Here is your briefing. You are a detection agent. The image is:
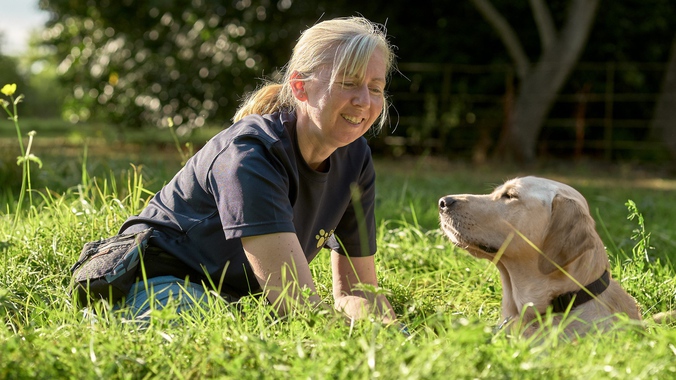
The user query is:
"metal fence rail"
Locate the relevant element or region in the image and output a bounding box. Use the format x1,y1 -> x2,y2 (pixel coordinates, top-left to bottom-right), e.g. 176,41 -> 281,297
382,61 -> 668,161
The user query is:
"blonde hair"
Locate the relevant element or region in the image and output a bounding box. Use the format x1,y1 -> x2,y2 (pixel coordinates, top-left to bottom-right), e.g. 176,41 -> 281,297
233,17 -> 395,131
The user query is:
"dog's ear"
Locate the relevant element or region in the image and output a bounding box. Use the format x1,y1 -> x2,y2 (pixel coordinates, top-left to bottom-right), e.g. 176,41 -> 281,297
538,194 -> 598,275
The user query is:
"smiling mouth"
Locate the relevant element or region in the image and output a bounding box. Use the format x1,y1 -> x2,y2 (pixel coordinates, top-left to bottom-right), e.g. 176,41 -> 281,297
342,114 -> 364,125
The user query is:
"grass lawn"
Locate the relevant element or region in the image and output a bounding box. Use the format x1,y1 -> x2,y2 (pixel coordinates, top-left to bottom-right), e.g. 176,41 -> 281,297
1,118 -> 676,379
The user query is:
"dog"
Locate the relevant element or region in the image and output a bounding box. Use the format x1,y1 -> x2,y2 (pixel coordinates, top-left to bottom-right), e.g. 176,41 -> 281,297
438,176 -> 642,338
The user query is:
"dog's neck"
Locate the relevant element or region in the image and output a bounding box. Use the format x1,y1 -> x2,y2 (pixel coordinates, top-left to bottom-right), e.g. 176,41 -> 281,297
550,270 -> 610,313
496,241 -> 609,320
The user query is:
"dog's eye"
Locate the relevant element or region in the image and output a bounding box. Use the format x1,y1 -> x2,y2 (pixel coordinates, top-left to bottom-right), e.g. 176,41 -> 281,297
501,192 -> 517,200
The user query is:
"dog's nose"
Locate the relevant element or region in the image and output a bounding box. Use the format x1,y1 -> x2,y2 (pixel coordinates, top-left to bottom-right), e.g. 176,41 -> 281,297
438,196 -> 457,211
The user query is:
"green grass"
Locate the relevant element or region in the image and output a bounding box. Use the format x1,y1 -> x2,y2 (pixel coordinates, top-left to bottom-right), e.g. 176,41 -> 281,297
2,124 -> 676,378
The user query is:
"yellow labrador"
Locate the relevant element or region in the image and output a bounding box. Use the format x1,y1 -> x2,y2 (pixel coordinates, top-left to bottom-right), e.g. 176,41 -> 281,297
438,176 -> 641,337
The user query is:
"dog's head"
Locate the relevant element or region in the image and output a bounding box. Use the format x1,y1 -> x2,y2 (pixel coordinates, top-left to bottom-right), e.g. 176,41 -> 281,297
438,176 -> 600,274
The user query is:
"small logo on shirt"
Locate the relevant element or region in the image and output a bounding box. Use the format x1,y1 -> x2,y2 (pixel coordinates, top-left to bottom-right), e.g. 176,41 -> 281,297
315,228 -> 335,248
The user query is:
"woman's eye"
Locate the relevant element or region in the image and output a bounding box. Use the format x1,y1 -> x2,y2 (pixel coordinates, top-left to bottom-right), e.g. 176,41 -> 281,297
369,87 -> 383,94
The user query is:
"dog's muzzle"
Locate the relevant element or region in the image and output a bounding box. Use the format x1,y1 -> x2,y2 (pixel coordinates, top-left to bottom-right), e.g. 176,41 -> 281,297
438,196 -> 500,255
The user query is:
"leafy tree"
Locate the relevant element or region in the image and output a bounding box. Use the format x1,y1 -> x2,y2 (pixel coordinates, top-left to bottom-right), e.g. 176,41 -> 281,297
0,55 -> 28,97
36,0 -> 507,135
0,53 -> 31,117
38,0 -> 309,129
471,0 -> 600,162
0,30 -> 30,101
34,0 -> 676,162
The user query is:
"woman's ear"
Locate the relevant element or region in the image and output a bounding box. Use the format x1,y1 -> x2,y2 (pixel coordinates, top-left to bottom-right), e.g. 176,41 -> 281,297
290,71 -> 307,101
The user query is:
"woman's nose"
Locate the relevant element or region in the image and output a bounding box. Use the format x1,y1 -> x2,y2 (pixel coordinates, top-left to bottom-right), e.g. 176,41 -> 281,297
351,85 -> 369,107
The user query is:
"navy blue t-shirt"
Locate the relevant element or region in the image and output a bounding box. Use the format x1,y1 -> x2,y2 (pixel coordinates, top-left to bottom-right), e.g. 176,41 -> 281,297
121,111 -> 377,297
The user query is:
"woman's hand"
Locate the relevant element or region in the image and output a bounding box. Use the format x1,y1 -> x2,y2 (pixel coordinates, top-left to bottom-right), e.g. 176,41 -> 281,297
331,251 -> 397,324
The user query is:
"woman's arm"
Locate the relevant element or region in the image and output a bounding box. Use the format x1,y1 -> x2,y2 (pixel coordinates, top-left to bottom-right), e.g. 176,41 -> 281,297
331,251 -> 396,323
242,232 -> 325,315
241,233 -> 397,324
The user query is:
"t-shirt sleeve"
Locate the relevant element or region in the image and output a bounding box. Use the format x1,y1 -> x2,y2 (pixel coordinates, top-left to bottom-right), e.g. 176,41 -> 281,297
325,151 -> 377,257
207,135 -> 296,239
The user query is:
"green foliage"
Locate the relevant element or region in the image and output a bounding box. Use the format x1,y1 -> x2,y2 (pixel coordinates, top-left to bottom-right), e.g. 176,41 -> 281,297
24,57 -> 69,118
25,0 -> 676,163
2,154 -> 676,378
38,0 -> 307,128
0,56 -> 30,100
1,84 -> 42,234
626,199 -> 653,266
0,49 -> 65,118
2,88 -> 676,379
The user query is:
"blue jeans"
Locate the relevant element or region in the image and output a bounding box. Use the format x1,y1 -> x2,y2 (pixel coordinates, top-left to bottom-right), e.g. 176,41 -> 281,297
118,275 -> 210,320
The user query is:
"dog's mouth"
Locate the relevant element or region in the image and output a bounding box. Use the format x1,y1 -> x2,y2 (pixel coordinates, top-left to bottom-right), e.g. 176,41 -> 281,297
453,238 -> 500,255
440,216 -> 500,255
475,244 -> 499,254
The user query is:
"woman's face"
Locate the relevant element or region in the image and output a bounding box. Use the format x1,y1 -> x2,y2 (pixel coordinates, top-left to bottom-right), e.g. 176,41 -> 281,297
300,48 -> 387,150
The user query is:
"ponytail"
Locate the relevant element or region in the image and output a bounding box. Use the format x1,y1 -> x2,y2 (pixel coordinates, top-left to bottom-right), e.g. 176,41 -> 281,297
233,83 -> 289,122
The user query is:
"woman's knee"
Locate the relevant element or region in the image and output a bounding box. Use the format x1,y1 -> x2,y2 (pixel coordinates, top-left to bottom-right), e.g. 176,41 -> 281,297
120,276 -> 209,319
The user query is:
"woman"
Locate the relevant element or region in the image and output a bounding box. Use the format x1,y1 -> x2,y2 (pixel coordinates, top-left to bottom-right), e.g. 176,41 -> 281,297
119,16 -> 398,325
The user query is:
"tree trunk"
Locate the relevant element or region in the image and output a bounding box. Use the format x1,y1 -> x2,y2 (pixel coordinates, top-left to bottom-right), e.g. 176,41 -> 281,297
510,0 -> 599,162
651,35 -> 676,162
472,0 -> 600,162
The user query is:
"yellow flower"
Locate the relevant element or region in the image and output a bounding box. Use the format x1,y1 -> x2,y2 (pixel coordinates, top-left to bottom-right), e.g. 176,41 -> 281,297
1,83 -> 17,96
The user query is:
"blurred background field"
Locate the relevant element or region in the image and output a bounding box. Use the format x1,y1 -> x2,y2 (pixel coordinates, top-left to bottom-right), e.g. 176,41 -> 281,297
4,0 -> 672,273
1,122 -> 676,378
2,0 -> 676,165
3,116 -> 674,265
2,2 -> 676,377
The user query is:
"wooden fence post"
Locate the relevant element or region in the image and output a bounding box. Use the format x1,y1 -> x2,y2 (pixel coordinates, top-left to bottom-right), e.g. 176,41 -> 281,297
604,61 -> 615,160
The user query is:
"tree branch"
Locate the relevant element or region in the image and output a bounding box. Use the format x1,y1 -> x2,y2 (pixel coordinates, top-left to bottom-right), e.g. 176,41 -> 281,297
529,0 -> 556,52
470,0 -> 530,79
